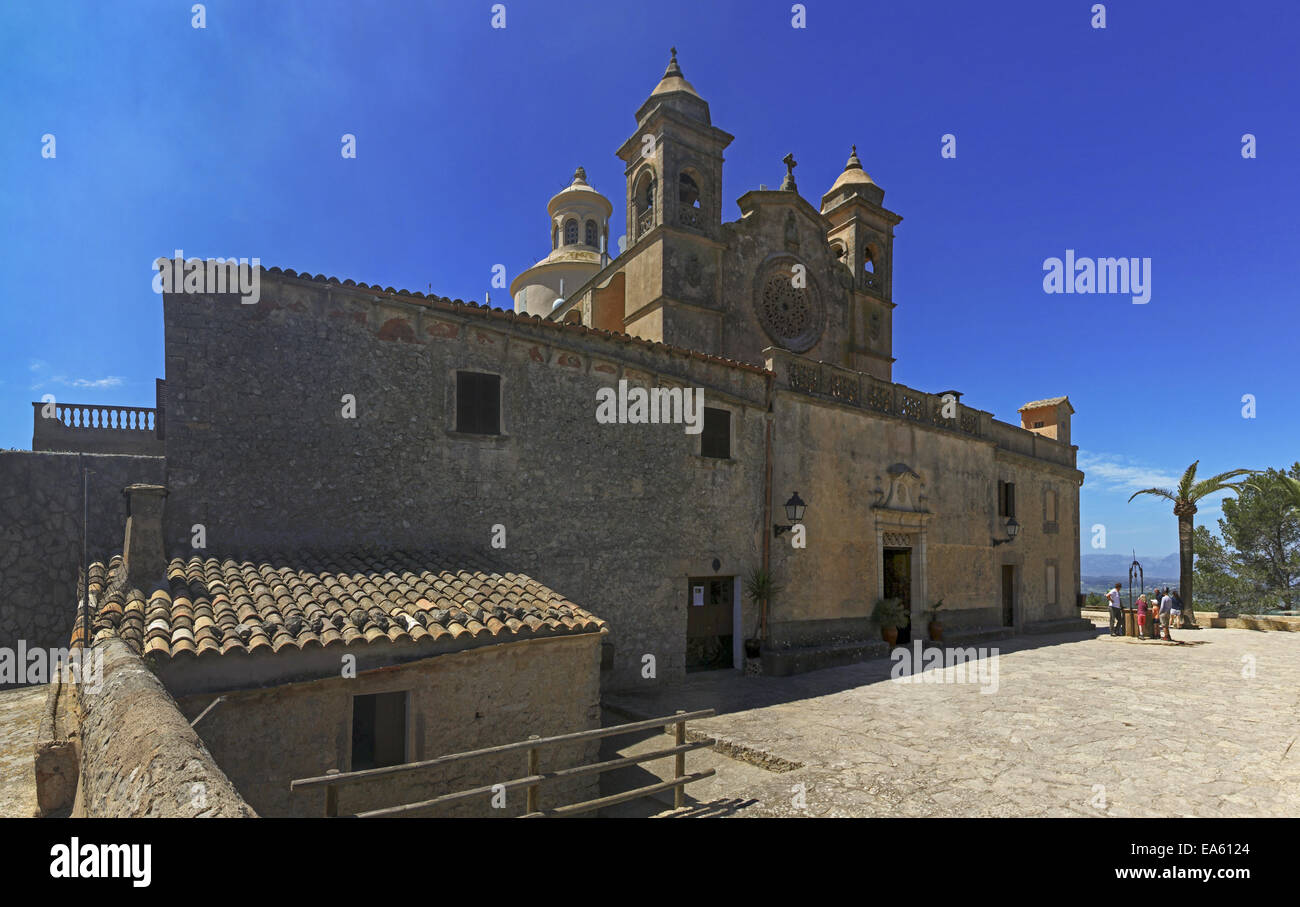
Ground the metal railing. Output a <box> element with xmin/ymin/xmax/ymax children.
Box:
<box><xmin>289</xmin><ymin>708</ymin><xmax>716</xmax><ymax>818</ymax></box>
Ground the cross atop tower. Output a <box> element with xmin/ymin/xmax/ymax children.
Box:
<box><xmin>781</xmin><ymin>152</ymin><xmax>798</xmax><ymax>191</ymax></box>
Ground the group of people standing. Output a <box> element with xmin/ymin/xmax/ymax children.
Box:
<box><xmin>1105</xmin><ymin>582</ymin><xmax>1181</xmax><ymax>641</ymax></box>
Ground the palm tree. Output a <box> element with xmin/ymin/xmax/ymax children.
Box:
<box><xmin>1277</xmin><ymin>475</ymin><xmax>1300</xmax><ymax>512</ymax></box>
<box><xmin>1128</xmin><ymin>460</ymin><xmax>1253</xmax><ymax>628</ymax></box>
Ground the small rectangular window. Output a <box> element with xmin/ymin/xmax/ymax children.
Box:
<box><xmin>1046</xmin><ymin>565</ymin><xmax>1058</xmax><ymax>605</ymax></box>
<box><xmin>701</xmin><ymin>407</ymin><xmax>730</xmax><ymax>459</ymax></box>
<box><xmin>456</xmin><ymin>371</ymin><xmax>501</xmax><ymax>435</ymax></box>
<box><xmin>351</xmin><ymin>691</ymin><xmax>407</xmax><ymax>771</ymax></box>
<box><xmin>1033</xmin><ymin>420</ymin><xmax>1045</xmax><ymax>429</ymax></box>
<box><xmin>998</xmin><ymin>481</ymin><xmax>1016</xmax><ymax>518</ymax></box>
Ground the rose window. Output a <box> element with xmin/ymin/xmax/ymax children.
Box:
<box><xmin>755</xmin><ymin>266</ymin><xmax>823</xmax><ymax>352</ymax></box>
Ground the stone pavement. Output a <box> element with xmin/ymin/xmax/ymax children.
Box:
<box><xmin>0</xmin><ymin>685</ymin><xmax>47</xmax><ymax>818</ymax></box>
<box><xmin>607</xmin><ymin>624</ymin><xmax>1300</xmax><ymax>817</ymax></box>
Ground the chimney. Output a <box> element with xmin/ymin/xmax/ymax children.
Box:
<box><xmin>122</xmin><ymin>484</ymin><xmax>168</xmax><ymax>590</ymax></box>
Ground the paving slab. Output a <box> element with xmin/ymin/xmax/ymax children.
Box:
<box><xmin>0</xmin><ymin>685</ymin><xmax>48</xmax><ymax>818</ymax></box>
<box><xmin>606</xmin><ymin>626</ymin><xmax>1300</xmax><ymax>817</ymax></box>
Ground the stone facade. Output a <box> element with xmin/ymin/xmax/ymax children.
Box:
<box><xmin>161</xmin><ymin>275</ymin><xmax>770</xmax><ymax>689</ymax></box>
<box><xmin>0</xmin><ymin>451</ymin><xmax>163</xmax><ymax>658</ymax></box>
<box><xmin>765</xmin><ymin>351</ymin><xmax>1081</xmax><ymax>644</ymax></box>
<box><xmin>552</xmin><ymin>57</ymin><xmax>900</xmax><ymax>382</ymax></box>
<box><xmin>172</xmin><ymin>634</ymin><xmax>601</xmax><ymax>817</ymax></box>
<box><xmin>155</xmin><ymin>268</ymin><xmax>1080</xmax><ymax>689</ymax></box>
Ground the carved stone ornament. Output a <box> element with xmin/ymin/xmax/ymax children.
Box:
<box><xmin>754</xmin><ymin>259</ymin><xmax>824</xmax><ymax>353</ymax></box>
<box><xmin>877</xmin><ymin>463</ymin><xmax>927</xmax><ymax>512</ymax></box>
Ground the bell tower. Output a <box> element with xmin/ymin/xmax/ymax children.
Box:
<box><xmin>820</xmin><ymin>146</ymin><xmax>903</xmax><ymax>381</ymax></box>
<box><xmin>609</xmin><ymin>50</ymin><xmax>735</xmax><ymax>352</ymax></box>
<box><xmin>617</xmin><ymin>49</ymin><xmax>732</xmax><ymax>247</ymax></box>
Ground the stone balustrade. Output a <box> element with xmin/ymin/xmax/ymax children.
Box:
<box><xmin>31</xmin><ymin>402</ymin><xmax>164</xmax><ymax>455</ymax></box>
<box><xmin>766</xmin><ymin>349</ymin><xmax>1076</xmax><ymax>470</ymax></box>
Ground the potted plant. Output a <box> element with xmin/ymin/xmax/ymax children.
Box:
<box><xmin>872</xmin><ymin>597</ymin><xmax>905</xmax><ymax>645</ymax></box>
<box><xmin>927</xmin><ymin>598</ymin><xmax>945</xmax><ymax>641</ymax></box>
<box><xmin>743</xmin><ymin>567</ymin><xmax>780</xmax><ymax>659</ymax></box>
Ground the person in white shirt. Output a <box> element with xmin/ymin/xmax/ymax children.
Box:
<box><xmin>1106</xmin><ymin>582</ymin><xmax>1124</xmax><ymax>636</ymax></box>
<box><xmin>1159</xmin><ymin>589</ymin><xmax>1175</xmax><ymax>641</ymax></box>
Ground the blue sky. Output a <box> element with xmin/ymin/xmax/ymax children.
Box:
<box><xmin>2</xmin><ymin>0</ymin><xmax>1297</xmax><ymax>557</ymax></box>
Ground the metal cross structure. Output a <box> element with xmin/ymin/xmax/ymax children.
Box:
<box><xmin>1127</xmin><ymin>550</ymin><xmax>1144</xmax><ymax>609</ymax></box>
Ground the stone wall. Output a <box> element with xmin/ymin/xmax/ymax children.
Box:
<box><xmin>992</xmin><ymin>448</ymin><xmax>1083</xmax><ymax>626</ymax></box>
<box><xmin>0</xmin><ymin>451</ymin><xmax>164</xmax><ymax>658</ymax></box>
<box><xmin>766</xmin><ymin>352</ymin><xmax>1082</xmax><ymax>642</ymax></box>
<box><xmin>173</xmin><ymin>634</ymin><xmax>602</xmax><ymax>817</ymax></box>
<box><xmin>68</xmin><ymin>638</ymin><xmax>255</xmax><ymax>817</ymax></box>
<box><xmin>162</xmin><ymin>273</ymin><xmax>770</xmax><ymax>689</ymax></box>
<box><xmin>157</xmin><ymin>269</ymin><xmax>1082</xmax><ymax>687</ymax></box>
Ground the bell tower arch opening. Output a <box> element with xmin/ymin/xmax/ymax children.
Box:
<box><xmin>618</xmin><ymin>49</ymin><xmax>733</xmax><ymax>250</ymax></box>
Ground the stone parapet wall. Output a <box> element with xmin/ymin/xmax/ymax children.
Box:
<box><xmin>68</xmin><ymin>638</ymin><xmax>254</xmax><ymax>817</ymax></box>
<box><xmin>765</xmin><ymin>347</ymin><xmax>1077</xmax><ymax>471</ymax></box>
<box><xmin>31</xmin><ymin>402</ymin><xmax>163</xmax><ymax>456</ymax></box>
<box><xmin>1208</xmin><ymin>615</ymin><xmax>1300</xmax><ymax>632</ymax></box>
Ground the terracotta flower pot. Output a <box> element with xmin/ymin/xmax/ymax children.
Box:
<box><xmin>928</xmin><ymin>620</ymin><xmax>943</xmax><ymax>641</ymax></box>
<box><xmin>881</xmin><ymin>626</ymin><xmax>898</xmax><ymax>645</ymax></box>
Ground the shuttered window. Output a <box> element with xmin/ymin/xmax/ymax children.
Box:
<box><xmin>998</xmin><ymin>480</ymin><xmax>1016</xmax><ymax>518</ymax></box>
<box><xmin>701</xmin><ymin>407</ymin><xmax>730</xmax><ymax>459</ymax></box>
<box><xmin>456</xmin><ymin>371</ymin><xmax>501</xmax><ymax>435</ymax></box>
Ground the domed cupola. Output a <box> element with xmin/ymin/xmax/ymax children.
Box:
<box><xmin>821</xmin><ymin>145</ymin><xmax>885</xmax><ymax>212</ymax></box>
<box><xmin>635</xmin><ymin>48</ymin><xmax>711</xmax><ymax>125</ymax></box>
<box><xmin>511</xmin><ymin>166</ymin><xmax>613</xmax><ymax>318</ymax></box>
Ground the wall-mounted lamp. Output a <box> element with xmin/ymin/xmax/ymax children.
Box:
<box><xmin>992</xmin><ymin>517</ymin><xmax>1020</xmax><ymax>547</ymax></box>
<box><xmin>773</xmin><ymin>491</ymin><xmax>807</xmax><ymax>537</ymax></box>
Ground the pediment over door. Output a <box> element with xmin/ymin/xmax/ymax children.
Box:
<box><xmin>872</xmin><ymin>463</ymin><xmax>928</xmax><ymax>513</ymax></box>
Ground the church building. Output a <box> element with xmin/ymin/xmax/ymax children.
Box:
<box><xmin>11</xmin><ymin>51</ymin><xmax>1087</xmax><ymax>699</ymax></box>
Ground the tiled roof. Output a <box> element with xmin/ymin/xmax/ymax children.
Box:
<box><xmin>257</xmin><ymin>265</ymin><xmax>772</xmax><ymax>376</ymax></box>
<box><xmin>73</xmin><ymin>550</ymin><xmax>605</xmax><ymax>660</ymax></box>
<box><xmin>1018</xmin><ymin>396</ymin><xmax>1072</xmax><ymax>412</ymax></box>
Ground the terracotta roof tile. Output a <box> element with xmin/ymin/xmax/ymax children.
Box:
<box><xmin>1018</xmin><ymin>396</ymin><xmax>1073</xmax><ymax>412</ymax></box>
<box><xmin>74</xmin><ymin>549</ymin><xmax>605</xmax><ymax>661</ymax></box>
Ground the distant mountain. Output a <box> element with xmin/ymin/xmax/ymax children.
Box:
<box><xmin>1080</xmin><ymin>553</ymin><xmax>1181</xmax><ymax>578</ymax></box>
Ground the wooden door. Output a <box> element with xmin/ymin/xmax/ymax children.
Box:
<box><xmin>883</xmin><ymin>548</ymin><xmax>912</xmax><ymax>643</ymax></box>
